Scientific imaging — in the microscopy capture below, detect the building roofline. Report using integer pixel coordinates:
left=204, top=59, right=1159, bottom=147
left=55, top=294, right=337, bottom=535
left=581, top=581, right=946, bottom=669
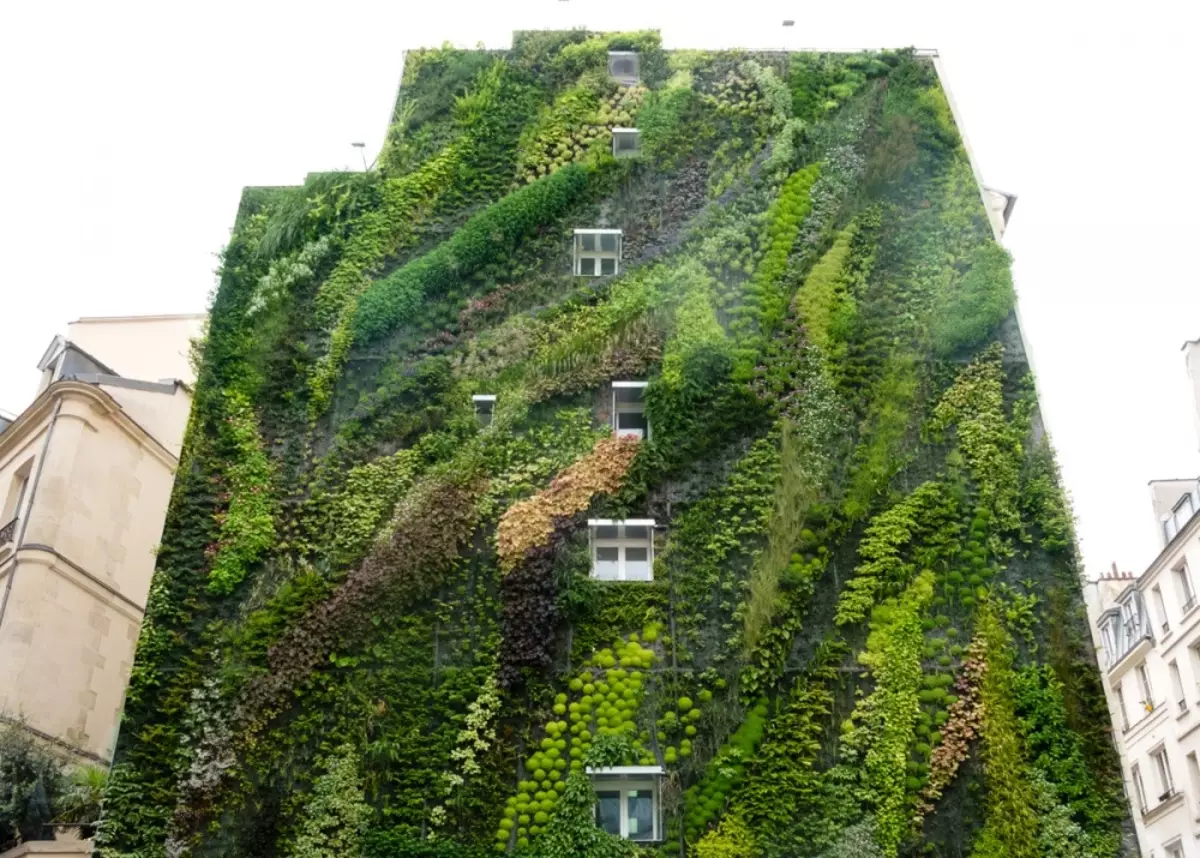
left=37, top=337, right=120, bottom=377
left=0, top=381, right=180, bottom=469
left=70, top=313, right=205, bottom=324
left=1147, top=477, right=1200, bottom=485
left=1182, top=337, right=1200, bottom=350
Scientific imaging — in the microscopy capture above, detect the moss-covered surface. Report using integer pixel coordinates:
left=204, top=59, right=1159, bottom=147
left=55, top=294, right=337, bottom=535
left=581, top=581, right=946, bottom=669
left=97, top=31, right=1131, bottom=858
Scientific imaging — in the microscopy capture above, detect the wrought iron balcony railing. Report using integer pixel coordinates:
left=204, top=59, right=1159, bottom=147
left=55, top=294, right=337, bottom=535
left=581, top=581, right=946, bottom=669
left=0, top=517, right=16, bottom=546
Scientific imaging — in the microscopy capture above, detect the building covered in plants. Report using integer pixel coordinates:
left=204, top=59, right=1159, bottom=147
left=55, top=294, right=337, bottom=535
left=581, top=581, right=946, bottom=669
left=96, top=30, right=1135, bottom=858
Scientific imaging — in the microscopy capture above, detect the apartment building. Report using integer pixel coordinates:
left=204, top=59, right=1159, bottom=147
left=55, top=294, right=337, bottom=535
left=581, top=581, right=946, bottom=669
left=1089, top=339, right=1200, bottom=858
left=0, top=313, right=202, bottom=764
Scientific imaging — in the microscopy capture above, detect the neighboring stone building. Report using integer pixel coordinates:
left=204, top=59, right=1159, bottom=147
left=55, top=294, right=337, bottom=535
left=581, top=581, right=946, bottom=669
left=1089, top=338, right=1200, bottom=858
left=0, top=313, right=202, bottom=764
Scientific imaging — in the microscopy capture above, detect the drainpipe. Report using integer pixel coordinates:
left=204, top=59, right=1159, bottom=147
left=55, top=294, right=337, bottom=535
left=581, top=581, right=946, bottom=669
left=0, top=398, right=63, bottom=634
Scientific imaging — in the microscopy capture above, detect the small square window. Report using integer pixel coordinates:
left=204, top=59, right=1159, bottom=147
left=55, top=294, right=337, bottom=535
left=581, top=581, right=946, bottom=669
left=612, top=129, right=641, bottom=157
left=612, top=381, right=649, bottom=439
left=590, top=520, right=655, bottom=581
left=472, top=395, right=496, bottom=427
left=608, top=52, right=640, bottom=85
left=589, top=767, right=662, bottom=841
left=574, top=229, right=622, bottom=277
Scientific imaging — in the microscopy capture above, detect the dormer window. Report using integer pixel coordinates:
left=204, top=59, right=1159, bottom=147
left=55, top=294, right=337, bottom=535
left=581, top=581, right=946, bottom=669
left=574, top=229, right=622, bottom=277
left=1165, top=493, right=1197, bottom=543
left=473, top=394, right=496, bottom=427
left=589, top=765, right=662, bottom=841
left=607, top=51, right=640, bottom=85
left=612, top=381, right=648, bottom=439
left=589, top=519, right=654, bottom=581
left=612, top=128, right=641, bottom=158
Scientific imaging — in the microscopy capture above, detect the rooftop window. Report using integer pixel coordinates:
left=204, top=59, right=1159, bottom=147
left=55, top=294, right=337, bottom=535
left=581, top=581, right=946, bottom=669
left=607, top=51, right=640, bottom=85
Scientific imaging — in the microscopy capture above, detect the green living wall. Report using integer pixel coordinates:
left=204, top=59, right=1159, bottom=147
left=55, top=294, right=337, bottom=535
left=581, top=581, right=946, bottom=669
left=97, top=31, right=1133, bottom=858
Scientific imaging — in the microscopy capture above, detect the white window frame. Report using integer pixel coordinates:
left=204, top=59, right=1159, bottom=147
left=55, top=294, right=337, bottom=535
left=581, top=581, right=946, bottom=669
left=1170, top=660, right=1187, bottom=712
left=588, top=519, right=655, bottom=582
left=1153, top=584, right=1171, bottom=634
left=1151, top=745, right=1176, bottom=801
left=573, top=229, right=623, bottom=277
left=1137, top=662, right=1156, bottom=711
left=1132, top=762, right=1148, bottom=812
left=1175, top=561, right=1197, bottom=614
left=1187, top=751, right=1200, bottom=818
left=1165, top=841, right=1185, bottom=858
left=607, top=51, right=640, bottom=85
left=588, top=766, right=663, bottom=842
left=473, top=394, right=496, bottom=427
left=1165, top=492, right=1196, bottom=543
left=1116, top=682, right=1130, bottom=731
left=612, top=381, right=649, bottom=440
left=612, top=128, right=641, bottom=158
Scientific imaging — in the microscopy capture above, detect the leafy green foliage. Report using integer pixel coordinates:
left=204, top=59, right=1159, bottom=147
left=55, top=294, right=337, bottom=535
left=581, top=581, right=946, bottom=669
left=930, top=243, right=1016, bottom=356
left=353, top=164, right=595, bottom=344
left=97, top=35, right=1127, bottom=858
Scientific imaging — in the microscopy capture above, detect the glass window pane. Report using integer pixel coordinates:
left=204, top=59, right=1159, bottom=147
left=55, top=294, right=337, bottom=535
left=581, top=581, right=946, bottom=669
left=625, top=547, right=651, bottom=581
left=623, top=526, right=648, bottom=541
left=595, top=526, right=619, bottom=540
left=617, top=134, right=637, bottom=152
left=627, top=789, right=654, bottom=840
left=617, top=411, right=648, bottom=431
left=596, top=792, right=621, bottom=835
left=600, top=233, right=618, bottom=253
left=595, top=546, right=620, bottom=580
left=614, top=387, right=644, bottom=404
left=580, top=257, right=596, bottom=276
left=600, top=257, right=617, bottom=275
left=582, top=233, right=597, bottom=252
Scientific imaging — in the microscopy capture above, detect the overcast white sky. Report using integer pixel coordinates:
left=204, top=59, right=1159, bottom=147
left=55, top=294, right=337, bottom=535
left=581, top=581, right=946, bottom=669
left=1, top=0, right=1197, bottom=579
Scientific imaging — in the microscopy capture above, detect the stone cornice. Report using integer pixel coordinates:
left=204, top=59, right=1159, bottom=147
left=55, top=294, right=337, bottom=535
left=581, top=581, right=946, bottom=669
left=0, top=381, right=179, bottom=471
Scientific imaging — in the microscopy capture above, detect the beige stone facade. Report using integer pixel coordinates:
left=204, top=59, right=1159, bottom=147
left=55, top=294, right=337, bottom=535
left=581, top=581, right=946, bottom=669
left=0, top=314, right=201, bottom=764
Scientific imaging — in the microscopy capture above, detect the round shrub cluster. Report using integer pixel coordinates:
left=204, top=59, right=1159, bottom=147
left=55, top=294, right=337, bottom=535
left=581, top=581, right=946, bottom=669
left=495, top=631, right=658, bottom=846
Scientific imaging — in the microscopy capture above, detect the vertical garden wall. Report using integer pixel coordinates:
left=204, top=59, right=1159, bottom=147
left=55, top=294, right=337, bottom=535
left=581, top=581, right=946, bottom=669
left=96, top=30, right=1133, bottom=858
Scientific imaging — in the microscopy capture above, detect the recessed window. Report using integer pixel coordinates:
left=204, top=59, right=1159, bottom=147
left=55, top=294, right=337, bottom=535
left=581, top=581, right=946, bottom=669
left=607, top=51, right=640, bottom=85
left=589, top=519, right=655, bottom=581
left=1165, top=842, right=1185, bottom=858
left=1165, top=492, right=1196, bottom=542
left=1152, top=745, right=1176, bottom=801
left=588, top=766, right=662, bottom=841
left=1115, top=682, right=1129, bottom=731
left=612, top=128, right=641, bottom=158
left=612, top=381, right=648, bottom=440
left=473, top=394, right=496, bottom=427
left=1152, top=585, right=1170, bottom=634
left=1174, top=561, right=1197, bottom=613
left=574, top=229, right=622, bottom=277
left=1170, top=660, right=1187, bottom=712
left=1132, top=763, right=1147, bottom=812
left=1136, top=662, right=1155, bottom=711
